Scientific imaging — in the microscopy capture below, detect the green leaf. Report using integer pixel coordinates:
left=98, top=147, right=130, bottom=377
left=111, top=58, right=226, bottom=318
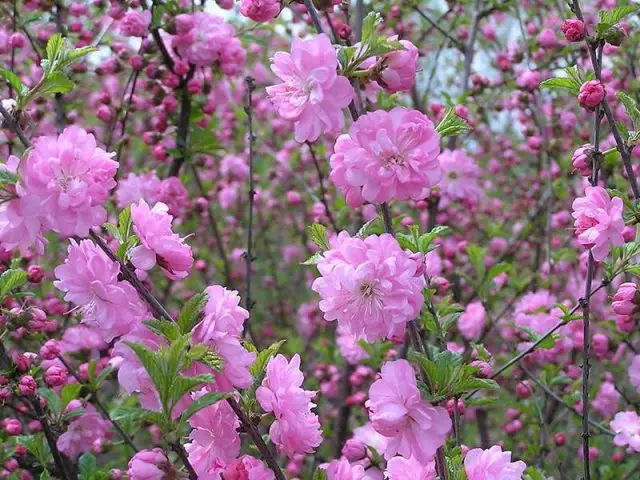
left=356, top=216, right=385, bottom=237
left=250, top=339, right=286, bottom=377
left=313, top=469, right=329, bottom=480
left=188, top=344, right=224, bottom=371
left=37, top=71, right=74, bottom=96
left=43, top=34, right=65, bottom=73
left=190, top=127, right=219, bottom=155
left=524, top=466, right=546, bottom=480
left=301, top=252, right=324, bottom=265
left=37, top=388, right=62, bottom=416
left=436, top=108, right=472, bottom=137
left=118, top=206, right=133, bottom=242
left=306, top=224, right=330, bottom=251
left=519, top=327, right=559, bottom=349
left=177, top=292, right=208, bottom=334
left=600, top=5, right=640, bottom=25
left=171, top=373, right=214, bottom=406
left=93, top=365, right=114, bottom=388
left=360, top=12, right=382, bottom=47
left=40, top=471, right=51, bottom=480
left=466, top=245, right=487, bottom=279
left=103, top=223, right=121, bottom=242
left=180, top=391, right=229, bottom=422
left=540, top=77, right=580, bottom=95
left=145, top=319, right=181, bottom=342
left=0, top=68, right=27, bottom=96
left=0, top=268, right=27, bottom=301
left=78, top=453, right=97, bottom=480
left=617, top=91, right=640, bottom=131
left=60, top=384, right=82, bottom=410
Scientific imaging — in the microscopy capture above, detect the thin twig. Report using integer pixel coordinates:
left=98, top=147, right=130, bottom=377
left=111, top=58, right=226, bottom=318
left=170, top=442, right=198, bottom=480
left=307, top=142, right=339, bottom=231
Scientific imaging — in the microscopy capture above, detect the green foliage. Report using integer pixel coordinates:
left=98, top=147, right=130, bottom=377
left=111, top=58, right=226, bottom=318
left=356, top=216, right=385, bottom=237
left=180, top=391, right=229, bottom=422
left=190, top=126, right=220, bottom=155
left=306, top=223, right=330, bottom=251
left=436, top=107, right=472, bottom=138
left=16, top=434, right=51, bottom=468
left=78, top=453, right=111, bottom=480
left=312, top=469, right=329, bottom=480
left=396, top=225, right=449, bottom=253
left=243, top=339, right=286, bottom=413
left=617, top=92, right=640, bottom=146
left=105, top=206, right=140, bottom=260
left=518, top=327, right=559, bottom=349
left=540, top=66, right=585, bottom=96
left=0, top=68, right=28, bottom=97
left=524, top=467, right=546, bottom=480
left=0, top=268, right=27, bottom=302
left=599, top=5, right=639, bottom=27
left=0, top=167, right=19, bottom=187
left=177, top=292, right=208, bottom=333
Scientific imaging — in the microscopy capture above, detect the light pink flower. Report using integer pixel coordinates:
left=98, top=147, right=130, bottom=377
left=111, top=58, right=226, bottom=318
left=611, top=411, right=640, bottom=452
left=172, top=13, right=246, bottom=73
left=514, top=290, right=561, bottom=334
left=256, top=354, right=322, bottom=458
left=57, top=405, right=114, bottom=458
left=516, top=70, right=541, bottom=91
left=366, top=360, right=451, bottom=462
left=157, top=177, right=190, bottom=217
left=186, top=391, right=241, bottom=477
left=379, top=39, right=419, bottom=93
left=592, top=381, right=620, bottom=418
left=312, top=232, right=425, bottom=342
left=464, top=446, right=526, bottom=480
left=612, top=282, right=640, bottom=316
left=120, top=10, right=151, bottom=37
left=130, top=200, right=193, bottom=279
left=572, top=144, right=594, bottom=177
left=20, top=126, right=118, bottom=238
left=437, top=149, right=483, bottom=205
left=458, top=301, right=486, bottom=341
left=321, top=458, right=365, bottom=480
left=54, top=240, right=148, bottom=342
left=267, top=34, right=354, bottom=143
left=221, top=456, right=275, bottom=480
left=240, top=0, right=281, bottom=22
left=128, top=449, right=171, bottom=480
left=116, top=172, right=162, bottom=208
left=330, top=107, right=441, bottom=206
left=629, top=355, right=640, bottom=394
left=572, top=186, right=624, bottom=261
left=386, top=456, right=436, bottom=480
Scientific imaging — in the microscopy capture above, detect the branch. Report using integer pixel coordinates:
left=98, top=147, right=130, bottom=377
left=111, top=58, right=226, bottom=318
left=307, top=142, right=339, bottom=232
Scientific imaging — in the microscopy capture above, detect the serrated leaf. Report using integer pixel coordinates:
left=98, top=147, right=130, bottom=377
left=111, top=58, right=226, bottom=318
left=37, top=71, right=74, bottom=96
left=306, top=224, right=330, bottom=251
left=313, top=469, right=329, bottom=480
left=60, top=384, right=82, bottom=410
left=103, top=223, right=122, bottom=242
left=0, top=268, right=27, bottom=300
left=540, top=77, right=580, bottom=95
left=37, top=388, right=62, bottom=416
left=145, top=319, right=181, bottom=342
left=356, top=216, right=385, bottom=237
left=600, top=5, right=640, bottom=25
left=436, top=107, right=472, bottom=137
left=171, top=373, right=214, bottom=405
left=44, top=34, right=65, bottom=73
left=250, top=340, right=286, bottom=377
left=361, top=12, right=382, bottom=46
left=0, top=168, right=18, bottom=186
left=180, top=392, right=228, bottom=422
left=118, top=206, right=133, bottom=241
left=190, top=127, right=219, bottom=155
left=78, top=453, right=97, bottom=480
left=93, top=365, right=114, bottom=388
left=617, top=91, right=640, bottom=131
left=188, top=343, right=224, bottom=371
left=0, top=68, right=27, bottom=96
left=301, top=252, right=324, bottom=265
left=177, top=292, right=208, bottom=334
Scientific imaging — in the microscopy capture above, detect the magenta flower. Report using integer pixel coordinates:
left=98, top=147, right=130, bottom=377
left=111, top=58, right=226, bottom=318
left=611, top=411, right=640, bottom=452
left=592, top=381, right=620, bottom=418
left=312, top=232, right=425, bottom=342
left=561, top=19, right=585, bottom=42
left=612, top=282, right=640, bottom=316
left=464, top=446, right=526, bottom=480
left=266, top=34, right=354, bottom=143
left=120, top=10, right=151, bottom=37
left=571, top=144, right=594, bottom=177
left=54, top=240, right=148, bottom=342
left=57, top=406, right=115, bottom=458
left=386, top=456, right=436, bottom=480
left=578, top=80, right=606, bottom=111
left=240, top=0, right=281, bottom=22
left=256, top=354, right=322, bottom=458
left=128, top=449, right=171, bottom=480
left=366, top=360, right=451, bottom=463
left=437, top=149, right=483, bottom=206
left=130, top=200, right=194, bottom=279
left=458, top=300, right=486, bottom=341
left=321, top=458, right=365, bottom=479
left=379, top=39, right=419, bottom=93
left=20, top=126, right=118, bottom=238
left=116, top=172, right=162, bottom=209
left=330, top=107, right=441, bottom=206
left=572, top=186, right=624, bottom=261
left=222, top=456, right=275, bottom=480
left=514, top=291, right=561, bottom=334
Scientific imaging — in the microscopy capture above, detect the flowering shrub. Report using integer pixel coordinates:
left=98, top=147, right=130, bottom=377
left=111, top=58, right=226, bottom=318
left=2, top=1, right=640, bottom=480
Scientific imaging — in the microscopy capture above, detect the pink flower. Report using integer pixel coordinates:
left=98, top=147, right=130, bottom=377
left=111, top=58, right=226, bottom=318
left=256, top=354, right=322, bottom=457
left=464, top=446, right=526, bottom=479
left=57, top=406, right=114, bottom=458
left=128, top=449, right=171, bottom=480
left=336, top=330, right=369, bottom=365
left=172, top=13, right=246, bottom=73
left=192, top=285, right=255, bottom=391
left=267, top=34, right=354, bottom=143
left=330, top=107, right=441, bottom=206
left=379, top=39, right=419, bottom=93
left=537, top=29, right=560, bottom=48
left=612, top=282, right=640, bottom=316
left=116, top=172, right=162, bottom=209
left=592, top=381, right=620, bottom=418
left=120, top=10, right=151, bottom=37
left=18, top=375, right=36, bottom=396
left=578, top=80, right=606, bottom=111
left=221, top=456, right=275, bottom=480
left=572, top=186, right=624, bottom=261
left=366, top=360, right=451, bottom=462
left=561, top=19, right=585, bottom=42
left=516, top=70, right=541, bottom=91
left=458, top=301, right=486, bottom=341
left=321, top=458, right=365, bottom=480
left=312, top=232, right=425, bottom=342
left=130, top=200, right=193, bottom=279
left=158, top=177, right=190, bottom=217
left=240, top=0, right=281, bottom=22
left=514, top=291, right=561, bottom=334
left=572, top=144, right=594, bottom=176
left=611, top=411, right=640, bottom=452
left=54, top=240, right=148, bottom=342
left=386, top=456, right=436, bottom=480
left=20, top=126, right=118, bottom=238
left=437, top=149, right=482, bottom=205
left=629, top=355, right=640, bottom=394
left=186, top=392, right=241, bottom=477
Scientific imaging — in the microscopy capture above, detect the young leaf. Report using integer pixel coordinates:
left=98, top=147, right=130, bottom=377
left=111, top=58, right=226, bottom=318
left=250, top=339, right=286, bottom=377
left=0, top=268, right=27, bottom=300
left=301, top=252, right=324, bottom=265
left=144, top=319, right=181, bottom=342
left=118, top=206, right=133, bottom=241
left=190, top=127, right=220, bottom=155
left=60, top=384, right=82, bottom=410
left=599, top=5, right=640, bottom=25
left=177, top=292, right=208, bottom=334
left=306, top=224, right=330, bottom=251
left=617, top=92, right=640, bottom=131
left=436, top=108, right=472, bottom=137
left=0, top=68, right=27, bottom=96
left=540, top=77, right=580, bottom=95
left=180, top=391, right=229, bottom=422
left=37, top=72, right=74, bottom=96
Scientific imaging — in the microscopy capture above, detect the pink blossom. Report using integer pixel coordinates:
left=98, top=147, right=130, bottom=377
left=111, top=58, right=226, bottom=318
left=267, top=34, right=354, bottom=143
left=561, top=19, right=585, bottom=42
left=629, top=355, right=640, bottom=394
left=158, top=177, right=190, bottom=217
left=379, top=39, right=419, bottom=93
left=128, top=449, right=171, bottom=480
left=537, top=29, right=560, bottom=48
left=366, top=360, right=451, bottom=462
left=20, top=126, right=118, bottom=238
left=321, top=458, right=365, bottom=480
left=572, top=144, right=594, bottom=176
left=54, top=240, right=148, bottom=342
left=386, top=456, right=436, bottom=480
left=458, top=301, right=486, bottom=340
left=240, top=0, right=281, bottom=22
left=572, top=186, right=624, bottom=261
left=186, top=392, right=241, bottom=477
left=516, top=70, right=541, bottom=91
left=312, top=232, right=425, bottom=342
left=172, top=13, right=246, bottom=73
left=437, top=149, right=482, bottom=205
left=256, top=354, right=322, bottom=457
left=336, top=330, right=369, bottom=365
left=592, top=381, right=620, bottom=418
left=514, top=291, right=561, bottom=334
left=130, top=200, right=193, bottom=279
left=221, top=456, right=275, bottom=480
left=120, top=10, right=151, bottom=37
left=116, top=172, right=162, bottom=209
left=330, top=107, right=441, bottom=206
left=192, top=285, right=255, bottom=390
left=578, top=80, right=606, bottom=111
left=611, top=411, right=640, bottom=452
left=57, top=405, right=114, bottom=458
left=612, top=282, right=640, bottom=316
left=464, top=446, right=526, bottom=480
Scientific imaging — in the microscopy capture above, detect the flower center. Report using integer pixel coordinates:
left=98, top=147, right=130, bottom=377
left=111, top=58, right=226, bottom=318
left=382, top=153, right=405, bottom=167
left=359, top=281, right=377, bottom=298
